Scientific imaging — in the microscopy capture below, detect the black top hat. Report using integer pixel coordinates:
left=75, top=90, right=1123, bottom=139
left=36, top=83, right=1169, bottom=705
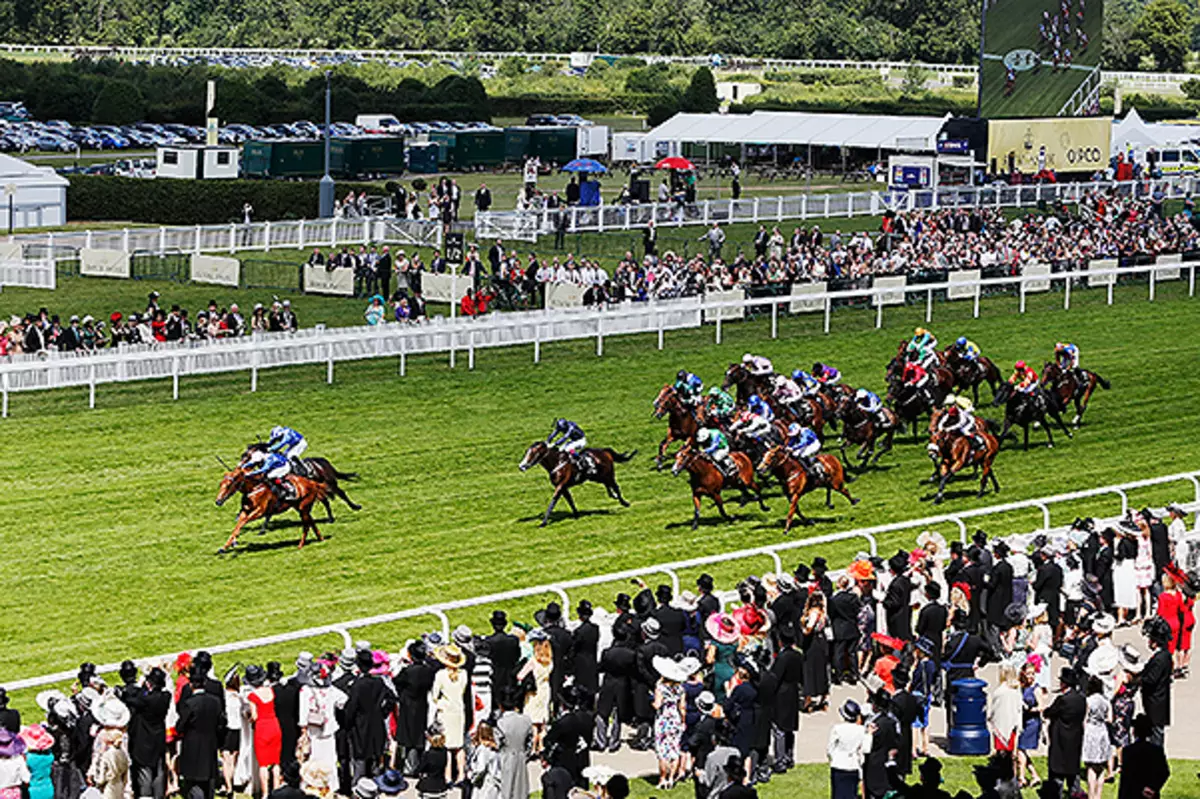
left=245, top=664, right=265, bottom=687
left=993, top=541, right=1010, bottom=557
left=408, top=640, right=427, bottom=661
left=576, top=600, right=593, bottom=618
left=615, top=592, right=632, bottom=611
left=355, top=649, right=374, bottom=672
left=146, top=667, right=167, bottom=690
left=266, top=661, right=284, bottom=683
left=924, top=582, right=942, bottom=600
left=280, top=761, right=302, bottom=787
left=607, top=774, right=630, bottom=799
left=973, top=529, right=988, bottom=545
left=0, top=688, right=7, bottom=708
left=490, top=610, right=507, bottom=628
left=794, top=564, right=812, bottom=583
left=888, top=552, right=908, bottom=574
left=697, top=573, right=715, bottom=591
left=811, top=556, right=828, bottom=573
left=119, top=660, right=138, bottom=684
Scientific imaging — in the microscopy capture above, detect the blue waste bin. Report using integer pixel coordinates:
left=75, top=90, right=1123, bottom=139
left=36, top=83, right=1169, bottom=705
left=948, top=677, right=990, bottom=755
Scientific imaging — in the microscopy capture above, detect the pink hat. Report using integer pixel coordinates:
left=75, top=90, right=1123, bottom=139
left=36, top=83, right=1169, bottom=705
left=705, top=612, right=739, bottom=645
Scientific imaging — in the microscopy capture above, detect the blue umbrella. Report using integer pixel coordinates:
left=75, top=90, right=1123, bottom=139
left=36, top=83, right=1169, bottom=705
left=561, top=158, right=608, bottom=174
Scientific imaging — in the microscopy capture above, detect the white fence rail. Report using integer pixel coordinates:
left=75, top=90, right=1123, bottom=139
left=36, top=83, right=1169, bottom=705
left=8, top=216, right=442, bottom=260
left=475, top=178, right=1200, bottom=242
left=4, top=471, right=1198, bottom=693
left=0, top=257, right=1194, bottom=416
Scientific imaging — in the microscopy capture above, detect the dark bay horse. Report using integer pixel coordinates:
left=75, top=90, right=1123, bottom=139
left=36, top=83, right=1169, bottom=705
left=215, top=467, right=329, bottom=553
left=671, top=444, right=768, bottom=530
left=722, top=363, right=770, bottom=404
left=928, top=429, right=1001, bottom=504
left=943, top=348, right=1003, bottom=404
left=759, top=446, right=859, bottom=532
left=241, top=444, right=361, bottom=522
left=992, top=383, right=1074, bottom=450
left=653, top=385, right=700, bottom=470
left=519, top=441, right=635, bottom=527
left=1041, top=361, right=1111, bottom=427
left=888, top=381, right=949, bottom=442
left=834, top=395, right=898, bottom=468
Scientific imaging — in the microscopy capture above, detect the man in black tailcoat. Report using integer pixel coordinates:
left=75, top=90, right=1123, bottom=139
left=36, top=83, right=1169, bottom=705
left=176, top=669, right=226, bottom=799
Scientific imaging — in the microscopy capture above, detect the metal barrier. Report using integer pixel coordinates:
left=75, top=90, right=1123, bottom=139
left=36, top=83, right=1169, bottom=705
left=0, top=258, right=1195, bottom=417
left=475, top=178, right=1200, bottom=242
left=4, top=470, right=1197, bottom=692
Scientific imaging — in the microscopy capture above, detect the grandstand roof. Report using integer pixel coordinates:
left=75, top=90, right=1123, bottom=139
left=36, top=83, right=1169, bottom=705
left=645, top=111, right=951, bottom=152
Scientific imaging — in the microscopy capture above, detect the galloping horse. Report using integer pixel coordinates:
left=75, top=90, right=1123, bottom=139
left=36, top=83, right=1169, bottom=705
left=928, top=429, right=1001, bottom=504
left=519, top=441, right=635, bottom=527
left=759, top=446, right=859, bottom=532
left=834, top=394, right=898, bottom=468
left=1041, top=361, right=1111, bottom=427
left=241, top=443, right=361, bottom=522
left=722, top=363, right=770, bottom=404
left=653, top=385, right=701, bottom=469
left=888, top=381, right=950, bottom=442
left=671, top=444, right=768, bottom=530
left=943, top=348, right=1003, bottom=404
left=215, top=466, right=330, bottom=553
left=992, top=383, right=1074, bottom=450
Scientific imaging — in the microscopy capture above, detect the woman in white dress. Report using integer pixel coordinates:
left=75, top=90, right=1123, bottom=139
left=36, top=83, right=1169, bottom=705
left=1112, top=526, right=1138, bottom=622
left=298, top=664, right=347, bottom=794
left=516, top=636, right=553, bottom=754
left=432, top=644, right=469, bottom=786
left=1081, top=676, right=1112, bottom=799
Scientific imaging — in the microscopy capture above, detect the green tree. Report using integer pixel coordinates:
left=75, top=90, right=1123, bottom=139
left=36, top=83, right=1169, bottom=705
left=1130, top=0, right=1192, bottom=72
left=91, top=79, right=146, bottom=124
left=681, top=66, right=719, bottom=112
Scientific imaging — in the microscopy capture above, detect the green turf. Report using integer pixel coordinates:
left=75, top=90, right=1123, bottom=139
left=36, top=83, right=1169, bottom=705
left=1, top=277, right=1198, bottom=713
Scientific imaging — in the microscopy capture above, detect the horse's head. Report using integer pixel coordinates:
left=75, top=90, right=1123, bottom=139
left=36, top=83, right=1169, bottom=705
left=992, top=383, right=1011, bottom=407
left=215, top=468, right=246, bottom=506
left=653, top=385, right=675, bottom=418
left=671, top=444, right=697, bottom=477
left=239, top=442, right=267, bottom=466
left=519, top=441, right=547, bottom=472
left=722, top=363, right=744, bottom=390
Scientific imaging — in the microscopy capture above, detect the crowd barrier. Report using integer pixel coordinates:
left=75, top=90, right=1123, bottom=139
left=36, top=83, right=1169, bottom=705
left=475, top=177, right=1200, bottom=242
left=0, top=257, right=56, bottom=290
left=4, top=471, right=1197, bottom=693
left=0, top=257, right=1194, bottom=417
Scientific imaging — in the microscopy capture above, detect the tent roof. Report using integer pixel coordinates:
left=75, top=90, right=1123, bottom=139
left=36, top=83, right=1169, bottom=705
left=0, top=154, right=68, bottom=187
left=645, top=111, right=950, bottom=152
left=1112, top=108, right=1200, bottom=149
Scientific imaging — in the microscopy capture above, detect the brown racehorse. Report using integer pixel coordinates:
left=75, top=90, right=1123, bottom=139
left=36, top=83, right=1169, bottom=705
left=834, top=395, right=898, bottom=468
left=928, top=429, right=1001, bottom=504
left=722, top=362, right=770, bottom=404
left=241, top=443, right=361, bottom=522
left=653, top=385, right=700, bottom=470
left=942, top=348, right=1003, bottom=405
left=671, top=444, right=769, bottom=530
left=1041, top=361, right=1111, bottom=427
left=759, top=446, right=859, bottom=532
left=215, top=467, right=330, bottom=553
left=519, top=441, right=635, bottom=527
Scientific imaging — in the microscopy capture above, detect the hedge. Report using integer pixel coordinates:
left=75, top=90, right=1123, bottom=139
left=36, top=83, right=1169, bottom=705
left=67, top=176, right=383, bottom=225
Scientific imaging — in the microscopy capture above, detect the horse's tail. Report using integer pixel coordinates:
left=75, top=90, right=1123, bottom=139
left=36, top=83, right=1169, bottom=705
left=1094, top=373, right=1111, bottom=390
left=605, top=448, right=638, bottom=463
left=333, top=470, right=360, bottom=482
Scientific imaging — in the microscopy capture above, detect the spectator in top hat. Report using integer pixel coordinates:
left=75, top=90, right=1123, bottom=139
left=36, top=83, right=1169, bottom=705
left=572, top=601, right=601, bottom=696
left=883, top=551, right=913, bottom=641
left=1044, top=668, right=1086, bottom=797
left=811, top=557, right=833, bottom=599
left=652, top=585, right=687, bottom=656
left=0, top=690, right=17, bottom=734
left=696, top=575, right=720, bottom=631
left=486, top=610, right=520, bottom=708
left=176, top=669, right=226, bottom=799
left=267, top=761, right=306, bottom=799
left=1119, top=714, right=1169, bottom=799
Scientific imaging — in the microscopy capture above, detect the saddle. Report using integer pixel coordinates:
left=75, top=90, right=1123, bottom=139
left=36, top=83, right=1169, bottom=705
left=289, top=458, right=312, bottom=479
left=572, top=450, right=596, bottom=478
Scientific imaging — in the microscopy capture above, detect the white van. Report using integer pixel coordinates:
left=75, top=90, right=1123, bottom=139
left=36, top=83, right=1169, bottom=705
left=1153, top=146, right=1200, bottom=175
left=355, top=114, right=403, bottom=134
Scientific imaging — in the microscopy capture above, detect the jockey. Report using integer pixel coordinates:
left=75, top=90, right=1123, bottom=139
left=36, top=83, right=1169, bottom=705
left=546, top=418, right=588, bottom=469
left=785, top=422, right=822, bottom=473
left=247, top=450, right=294, bottom=501
left=812, top=362, right=841, bottom=385
left=902, top=360, right=931, bottom=405
left=742, top=352, right=774, bottom=377
left=855, top=387, right=888, bottom=427
left=674, top=369, right=704, bottom=406
left=268, top=425, right=308, bottom=461
left=770, top=374, right=805, bottom=408
left=1009, top=361, right=1038, bottom=394
left=939, top=394, right=984, bottom=450
left=954, top=336, right=981, bottom=362
left=1054, top=342, right=1086, bottom=384
left=791, top=369, right=821, bottom=397
left=696, top=428, right=736, bottom=478
left=730, top=409, right=774, bottom=442
left=746, top=394, right=775, bottom=422
left=706, top=386, right=736, bottom=419
left=908, top=327, right=939, bottom=367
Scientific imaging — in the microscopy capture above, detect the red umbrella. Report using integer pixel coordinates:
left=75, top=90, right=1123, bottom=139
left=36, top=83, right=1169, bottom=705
left=655, top=156, right=695, bottom=170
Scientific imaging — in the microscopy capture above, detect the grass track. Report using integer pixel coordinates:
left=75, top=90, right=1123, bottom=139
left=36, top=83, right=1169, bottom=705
left=1, top=279, right=1198, bottom=711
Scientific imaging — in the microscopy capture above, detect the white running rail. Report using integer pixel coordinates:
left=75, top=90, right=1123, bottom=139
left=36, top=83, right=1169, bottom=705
left=3, top=471, right=1197, bottom=692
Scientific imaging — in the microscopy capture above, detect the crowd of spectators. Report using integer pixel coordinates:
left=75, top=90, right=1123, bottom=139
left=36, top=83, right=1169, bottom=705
left=0, top=292, right=300, bottom=357
left=2, top=503, right=1192, bottom=799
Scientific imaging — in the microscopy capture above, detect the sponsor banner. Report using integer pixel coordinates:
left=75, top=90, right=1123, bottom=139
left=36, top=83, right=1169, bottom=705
left=0, top=241, right=23, bottom=261
left=421, top=272, right=470, bottom=303
left=872, top=276, right=906, bottom=306
left=190, top=254, right=240, bottom=287
left=1023, top=262, right=1051, bottom=293
left=702, top=289, right=746, bottom=323
left=789, top=282, right=827, bottom=314
left=303, top=264, right=354, bottom=296
left=1087, top=258, right=1117, bottom=287
left=987, top=118, right=1111, bottom=175
left=546, top=282, right=586, bottom=309
left=947, top=269, right=981, bottom=300
left=80, top=248, right=131, bottom=279
left=1156, top=253, right=1182, bottom=281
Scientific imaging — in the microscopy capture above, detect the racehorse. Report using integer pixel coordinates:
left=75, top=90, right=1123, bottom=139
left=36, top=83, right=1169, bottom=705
left=722, top=363, right=770, bottom=404
left=653, top=385, right=700, bottom=470
left=1041, top=361, right=1111, bottom=427
left=943, top=348, right=1003, bottom=404
left=759, top=446, right=859, bottom=532
left=834, top=394, right=898, bottom=469
left=519, top=441, right=635, bottom=527
left=241, top=444, right=361, bottom=522
left=992, top=383, right=1074, bottom=450
left=671, top=444, right=769, bottom=530
left=928, top=428, right=1001, bottom=504
left=215, top=466, right=329, bottom=553
left=889, top=381, right=949, bottom=442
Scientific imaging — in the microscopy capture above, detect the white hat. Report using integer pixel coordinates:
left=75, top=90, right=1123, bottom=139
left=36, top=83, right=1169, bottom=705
left=1092, top=614, right=1116, bottom=635
left=582, top=765, right=616, bottom=786
left=1120, top=644, right=1144, bottom=673
left=1086, top=646, right=1119, bottom=677
left=35, top=689, right=65, bottom=712
left=1028, top=603, right=1048, bottom=621
left=653, top=655, right=698, bottom=683
left=92, top=694, right=131, bottom=728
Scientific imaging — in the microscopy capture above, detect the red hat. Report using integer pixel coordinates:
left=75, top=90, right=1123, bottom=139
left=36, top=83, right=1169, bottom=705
left=1164, top=562, right=1189, bottom=586
left=951, top=581, right=972, bottom=601
left=870, top=632, right=905, bottom=652
left=110, top=312, right=123, bottom=323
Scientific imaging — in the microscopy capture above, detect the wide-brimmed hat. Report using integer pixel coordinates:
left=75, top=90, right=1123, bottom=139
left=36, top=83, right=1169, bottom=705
left=35, top=689, right=65, bottom=712
left=245, top=664, right=266, bottom=686
left=847, top=559, right=875, bottom=581
left=0, top=729, right=26, bottom=758
left=1028, top=603, right=1048, bottom=621
left=696, top=690, right=717, bottom=714
left=352, top=777, right=379, bottom=799
left=652, top=655, right=695, bottom=683
left=1004, top=602, right=1028, bottom=625
left=435, top=644, right=466, bottom=669
left=675, top=590, right=699, bottom=611
left=93, top=694, right=131, bottom=728
left=917, top=530, right=948, bottom=555
left=839, top=699, right=862, bottom=722
left=732, top=604, right=770, bottom=636
left=452, top=626, right=473, bottom=646
left=374, top=770, right=409, bottom=796
left=870, top=632, right=905, bottom=653
left=705, top=612, right=739, bottom=644
left=301, top=761, right=336, bottom=794
left=1092, top=614, right=1116, bottom=635
left=1086, top=646, right=1120, bottom=677
left=18, top=724, right=53, bottom=752
left=581, top=765, right=617, bottom=786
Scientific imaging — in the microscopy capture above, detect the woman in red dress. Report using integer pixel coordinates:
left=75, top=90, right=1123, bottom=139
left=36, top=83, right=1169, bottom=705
left=245, top=665, right=281, bottom=795
left=1157, top=566, right=1196, bottom=677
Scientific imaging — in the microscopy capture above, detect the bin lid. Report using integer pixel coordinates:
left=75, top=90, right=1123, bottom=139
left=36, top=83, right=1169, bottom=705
left=950, top=678, right=987, bottom=689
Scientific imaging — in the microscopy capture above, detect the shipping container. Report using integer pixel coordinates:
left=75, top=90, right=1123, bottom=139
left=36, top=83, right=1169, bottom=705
left=454, top=130, right=506, bottom=169
left=407, top=143, right=440, bottom=174
left=529, top=127, right=577, bottom=164
left=241, top=140, right=325, bottom=178
left=339, top=137, right=405, bottom=176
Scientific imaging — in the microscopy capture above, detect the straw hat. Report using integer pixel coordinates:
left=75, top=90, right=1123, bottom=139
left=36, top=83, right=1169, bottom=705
left=92, top=694, right=131, bottom=728
left=434, top=644, right=466, bottom=669
left=301, top=760, right=336, bottom=796
left=652, top=655, right=695, bottom=683
left=1086, top=646, right=1120, bottom=677
left=917, top=530, right=948, bottom=555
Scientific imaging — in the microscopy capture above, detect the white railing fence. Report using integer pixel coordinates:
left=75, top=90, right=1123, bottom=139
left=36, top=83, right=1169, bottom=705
left=475, top=178, right=1200, bottom=242
left=0, top=257, right=55, bottom=290
left=3, top=471, right=1197, bottom=693
left=0, top=258, right=1194, bottom=417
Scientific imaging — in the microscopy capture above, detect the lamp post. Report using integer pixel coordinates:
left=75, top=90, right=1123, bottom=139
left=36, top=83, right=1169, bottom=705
left=318, top=70, right=334, bottom=218
left=4, top=183, right=16, bottom=235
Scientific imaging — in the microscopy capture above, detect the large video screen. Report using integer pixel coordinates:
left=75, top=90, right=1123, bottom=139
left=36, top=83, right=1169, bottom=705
left=978, top=0, right=1103, bottom=118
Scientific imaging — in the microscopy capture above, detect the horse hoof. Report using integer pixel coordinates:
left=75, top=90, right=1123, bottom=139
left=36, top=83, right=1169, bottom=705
left=851, top=498, right=861, bottom=506
left=215, top=548, right=226, bottom=556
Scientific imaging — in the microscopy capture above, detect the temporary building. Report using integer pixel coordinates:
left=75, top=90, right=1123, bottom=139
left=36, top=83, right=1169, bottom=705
left=0, top=154, right=68, bottom=230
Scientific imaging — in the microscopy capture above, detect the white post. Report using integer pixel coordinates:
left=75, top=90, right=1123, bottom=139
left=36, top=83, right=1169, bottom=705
left=1107, top=280, right=1114, bottom=305
left=776, top=196, right=784, bottom=222
left=1064, top=270, right=1072, bottom=310
left=158, top=226, right=166, bottom=255
left=1190, top=265, right=1196, bottom=297
left=657, top=311, right=664, bottom=350
left=1, top=371, right=7, bottom=418
left=329, top=220, right=336, bottom=247
left=122, top=228, right=130, bottom=253
left=823, top=195, right=830, bottom=217
left=800, top=195, right=807, bottom=220
left=450, top=271, right=457, bottom=320
left=534, top=323, right=541, bottom=363
left=172, top=356, right=180, bottom=400
left=85, top=230, right=94, bottom=249
left=449, top=325, right=456, bottom=369
left=752, top=197, right=760, bottom=223
left=250, top=346, right=258, bottom=392
left=327, top=342, right=334, bottom=384
left=770, top=302, right=778, bottom=339
left=299, top=219, right=306, bottom=251
left=925, top=287, right=933, bottom=323
left=362, top=219, right=369, bottom=244
left=702, top=201, right=710, bottom=226
left=469, top=330, right=476, bottom=369
left=973, top=284, right=981, bottom=319
left=1019, top=281, right=1027, bottom=314
left=875, top=298, right=883, bottom=329
left=715, top=314, right=722, bottom=345
left=229, top=223, right=236, bottom=254
left=88, top=363, right=96, bottom=409
left=263, top=221, right=272, bottom=252
left=823, top=297, right=831, bottom=334
left=1149, top=269, right=1156, bottom=302
left=194, top=225, right=201, bottom=254
left=596, top=315, right=603, bottom=357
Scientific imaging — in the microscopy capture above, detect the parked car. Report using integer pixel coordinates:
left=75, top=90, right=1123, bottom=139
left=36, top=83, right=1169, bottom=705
left=524, top=114, right=559, bottom=127
left=34, top=133, right=75, bottom=152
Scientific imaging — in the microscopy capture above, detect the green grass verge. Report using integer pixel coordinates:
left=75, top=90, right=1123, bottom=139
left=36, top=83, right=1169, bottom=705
left=0, top=279, right=1197, bottom=717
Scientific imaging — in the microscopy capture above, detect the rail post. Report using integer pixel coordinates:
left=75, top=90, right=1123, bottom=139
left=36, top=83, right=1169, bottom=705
left=771, top=302, right=778, bottom=339
left=88, top=363, right=96, bottom=409
left=823, top=297, right=831, bottom=334
left=1064, top=269, right=1072, bottom=310
left=715, top=313, right=722, bottom=345
left=925, top=287, right=933, bottom=323
left=468, top=329, right=476, bottom=370
left=534, top=324, right=541, bottom=363
left=250, top=346, right=259, bottom=393
left=1019, top=280, right=1027, bottom=314
left=596, top=315, right=603, bottom=357
left=1150, top=268, right=1156, bottom=302
left=973, top=283, right=981, bottom=318
left=1190, top=264, right=1196, bottom=297
left=172, top=356, right=180, bottom=400
left=1107, top=279, right=1114, bottom=305
left=657, top=309, right=664, bottom=350
left=327, top=342, right=334, bottom=384
left=1, top=371, right=7, bottom=418
left=875, top=298, right=883, bottom=329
